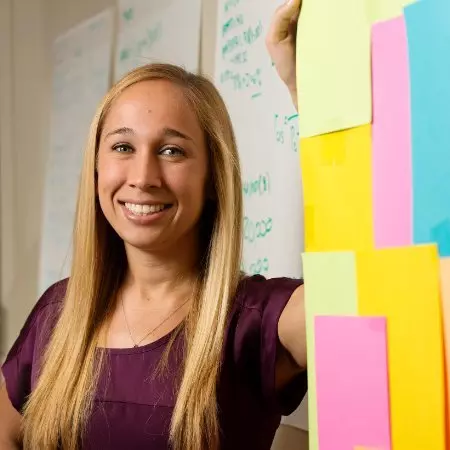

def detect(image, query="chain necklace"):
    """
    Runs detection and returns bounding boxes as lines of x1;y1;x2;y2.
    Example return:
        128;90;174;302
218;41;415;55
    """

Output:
121;293;191;348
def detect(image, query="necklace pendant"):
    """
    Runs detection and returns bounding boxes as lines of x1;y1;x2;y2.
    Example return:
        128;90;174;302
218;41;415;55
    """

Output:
133;344;139;348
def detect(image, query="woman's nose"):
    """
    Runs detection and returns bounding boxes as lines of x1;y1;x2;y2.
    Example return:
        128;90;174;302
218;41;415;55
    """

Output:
127;152;162;190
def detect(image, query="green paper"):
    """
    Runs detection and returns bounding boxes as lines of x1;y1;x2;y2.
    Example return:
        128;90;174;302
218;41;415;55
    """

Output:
369;0;416;23
302;252;358;450
296;0;372;138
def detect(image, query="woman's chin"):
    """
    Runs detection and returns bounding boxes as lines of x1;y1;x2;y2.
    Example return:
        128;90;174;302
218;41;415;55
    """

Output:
121;233;167;253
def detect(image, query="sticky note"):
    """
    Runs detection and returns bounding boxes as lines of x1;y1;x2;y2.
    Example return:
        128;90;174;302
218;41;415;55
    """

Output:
369;0;415;24
357;245;446;450
405;1;450;256
302;252;358;450
315;316;391;450
354;447;386;450
372;17;412;249
301;126;374;252
440;258;450;442
295;0;371;137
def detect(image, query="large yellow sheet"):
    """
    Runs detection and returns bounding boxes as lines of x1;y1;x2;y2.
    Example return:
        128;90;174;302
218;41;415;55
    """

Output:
301;125;374;252
357;245;446;450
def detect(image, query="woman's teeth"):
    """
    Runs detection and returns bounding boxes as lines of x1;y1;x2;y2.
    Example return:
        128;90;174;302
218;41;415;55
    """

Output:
124;203;166;215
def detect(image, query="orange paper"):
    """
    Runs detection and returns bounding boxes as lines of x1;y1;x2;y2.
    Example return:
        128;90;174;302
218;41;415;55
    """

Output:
440;258;450;444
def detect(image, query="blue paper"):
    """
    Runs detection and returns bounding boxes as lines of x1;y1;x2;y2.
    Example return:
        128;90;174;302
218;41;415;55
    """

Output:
405;1;450;256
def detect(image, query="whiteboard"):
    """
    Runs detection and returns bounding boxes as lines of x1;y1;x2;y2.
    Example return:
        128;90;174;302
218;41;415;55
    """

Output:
115;0;202;81
214;0;307;430
39;9;114;294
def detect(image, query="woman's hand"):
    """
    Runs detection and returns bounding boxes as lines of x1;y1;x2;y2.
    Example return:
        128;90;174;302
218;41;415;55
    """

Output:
266;0;302;109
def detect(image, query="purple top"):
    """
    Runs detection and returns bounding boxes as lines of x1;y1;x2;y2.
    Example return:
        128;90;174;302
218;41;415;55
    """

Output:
2;275;306;449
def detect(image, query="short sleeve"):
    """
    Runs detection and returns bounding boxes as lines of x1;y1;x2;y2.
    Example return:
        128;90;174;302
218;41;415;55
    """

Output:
231;275;307;416
1;279;66;413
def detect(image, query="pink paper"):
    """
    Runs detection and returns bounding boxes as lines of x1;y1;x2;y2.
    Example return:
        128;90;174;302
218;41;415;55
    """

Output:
315;316;391;450
372;17;412;248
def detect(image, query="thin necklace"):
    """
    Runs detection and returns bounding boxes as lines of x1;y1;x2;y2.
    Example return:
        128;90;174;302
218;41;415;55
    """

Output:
121;293;190;348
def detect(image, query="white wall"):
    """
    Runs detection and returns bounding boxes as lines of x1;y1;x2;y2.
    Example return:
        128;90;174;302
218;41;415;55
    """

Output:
0;0;308;447
0;0;49;358
0;0;13;356
0;0;218;357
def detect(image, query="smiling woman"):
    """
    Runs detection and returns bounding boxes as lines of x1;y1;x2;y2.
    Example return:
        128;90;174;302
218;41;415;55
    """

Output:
0;1;306;450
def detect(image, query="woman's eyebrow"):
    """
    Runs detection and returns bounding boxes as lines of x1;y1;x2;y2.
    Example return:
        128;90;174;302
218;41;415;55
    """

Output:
162;127;193;142
103;126;195;143
104;127;135;140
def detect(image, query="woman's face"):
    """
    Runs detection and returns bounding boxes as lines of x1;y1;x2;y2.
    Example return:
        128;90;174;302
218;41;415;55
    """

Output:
97;80;209;252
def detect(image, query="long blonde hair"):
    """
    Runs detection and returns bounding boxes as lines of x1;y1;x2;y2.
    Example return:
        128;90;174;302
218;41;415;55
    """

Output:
23;64;243;450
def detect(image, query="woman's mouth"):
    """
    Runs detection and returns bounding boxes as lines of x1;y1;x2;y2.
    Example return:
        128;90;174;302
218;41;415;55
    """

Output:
123;202;171;216
119;202;173;224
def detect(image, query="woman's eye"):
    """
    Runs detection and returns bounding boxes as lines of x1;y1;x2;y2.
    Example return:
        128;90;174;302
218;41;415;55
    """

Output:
160;146;184;157
112;144;133;153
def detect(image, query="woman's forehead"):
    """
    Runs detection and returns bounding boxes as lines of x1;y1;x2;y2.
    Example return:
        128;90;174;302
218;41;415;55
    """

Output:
103;80;203;135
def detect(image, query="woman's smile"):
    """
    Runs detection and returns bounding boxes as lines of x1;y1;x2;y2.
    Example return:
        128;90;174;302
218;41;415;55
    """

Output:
119;201;174;225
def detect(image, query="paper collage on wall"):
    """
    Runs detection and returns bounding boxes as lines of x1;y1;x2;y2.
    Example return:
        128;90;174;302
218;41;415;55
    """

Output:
298;0;449;449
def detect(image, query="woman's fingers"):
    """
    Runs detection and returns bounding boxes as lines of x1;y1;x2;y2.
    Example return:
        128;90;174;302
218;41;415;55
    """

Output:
266;0;302;45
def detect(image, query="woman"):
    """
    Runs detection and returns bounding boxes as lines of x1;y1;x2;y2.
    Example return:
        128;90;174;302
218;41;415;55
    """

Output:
0;1;306;449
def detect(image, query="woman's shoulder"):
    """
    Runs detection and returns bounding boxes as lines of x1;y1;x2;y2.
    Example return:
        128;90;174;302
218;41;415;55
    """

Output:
1;279;68;412
222;275;306;416
4;278;68;362
33;278;68;311
25;278;68;328
234;274;303;311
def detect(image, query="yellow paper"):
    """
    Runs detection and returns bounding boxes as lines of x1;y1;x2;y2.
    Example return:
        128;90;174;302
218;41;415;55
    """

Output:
440;258;450;443
301;126;374;252
357;245;446;450
296;0;371;137
302;252;358;450
369;0;416;23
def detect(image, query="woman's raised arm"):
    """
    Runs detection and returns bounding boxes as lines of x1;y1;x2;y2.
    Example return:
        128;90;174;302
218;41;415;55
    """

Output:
266;0;302;110
266;0;307;386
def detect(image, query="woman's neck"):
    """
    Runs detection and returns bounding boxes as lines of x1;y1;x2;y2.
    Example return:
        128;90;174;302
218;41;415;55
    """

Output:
122;238;199;308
